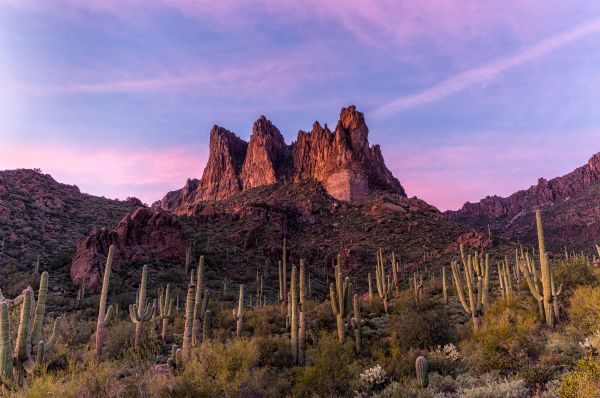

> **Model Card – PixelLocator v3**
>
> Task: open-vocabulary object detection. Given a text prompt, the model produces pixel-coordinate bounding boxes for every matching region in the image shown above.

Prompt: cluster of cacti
[415,356,429,388]
[497,257,514,303]
[234,284,244,338]
[410,272,424,303]
[375,249,393,312]
[289,263,307,364]
[0,271,61,389]
[518,210,562,328]
[156,284,174,341]
[330,255,352,343]
[129,265,155,350]
[192,258,210,347]
[450,245,489,332]
[95,245,114,357]
[167,344,183,375]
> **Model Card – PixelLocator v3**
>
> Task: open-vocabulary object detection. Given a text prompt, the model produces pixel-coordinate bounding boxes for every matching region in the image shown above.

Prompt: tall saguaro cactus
[129,265,154,350]
[375,249,393,312]
[350,294,364,353]
[520,210,562,328]
[192,257,209,347]
[450,247,490,332]
[234,284,244,338]
[290,265,299,363]
[157,284,174,341]
[330,256,351,343]
[96,246,114,357]
[182,282,195,359]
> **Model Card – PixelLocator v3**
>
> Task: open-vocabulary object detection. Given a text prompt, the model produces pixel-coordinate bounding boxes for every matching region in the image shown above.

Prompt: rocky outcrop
[70,207,187,290]
[155,106,405,211]
[447,152,600,250]
[240,116,288,190]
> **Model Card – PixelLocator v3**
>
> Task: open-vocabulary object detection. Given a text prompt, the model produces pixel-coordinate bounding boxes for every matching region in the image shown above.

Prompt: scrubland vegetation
[2,210,600,397]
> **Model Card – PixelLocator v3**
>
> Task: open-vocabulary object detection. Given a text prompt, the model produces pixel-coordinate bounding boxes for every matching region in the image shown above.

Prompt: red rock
[156,105,405,212]
[70,207,186,290]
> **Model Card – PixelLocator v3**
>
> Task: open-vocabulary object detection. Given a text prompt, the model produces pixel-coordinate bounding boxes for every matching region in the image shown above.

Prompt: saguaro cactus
[192,257,209,347]
[129,265,154,350]
[330,256,351,343]
[442,266,448,304]
[450,248,490,332]
[96,245,114,357]
[375,249,393,312]
[350,294,364,353]
[498,258,513,303]
[520,210,562,328]
[157,284,174,341]
[415,356,429,388]
[182,282,194,359]
[202,310,211,343]
[290,265,299,363]
[367,272,374,311]
[0,274,60,389]
[167,344,183,375]
[234,284,244,338]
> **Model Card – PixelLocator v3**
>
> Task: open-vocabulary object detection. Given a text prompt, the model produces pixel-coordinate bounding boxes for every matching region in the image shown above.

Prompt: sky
[1,1,600,210]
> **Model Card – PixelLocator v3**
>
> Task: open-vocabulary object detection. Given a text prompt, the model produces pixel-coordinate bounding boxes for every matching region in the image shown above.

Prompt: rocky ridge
[153,106,405,212]
[447,152,600,250]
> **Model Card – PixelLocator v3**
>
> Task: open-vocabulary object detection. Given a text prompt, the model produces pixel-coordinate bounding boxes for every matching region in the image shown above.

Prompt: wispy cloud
[373,18,600,116]
[0,142,207,205]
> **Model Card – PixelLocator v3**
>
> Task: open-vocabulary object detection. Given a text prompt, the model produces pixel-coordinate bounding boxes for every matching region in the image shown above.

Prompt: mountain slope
[446,152,600,251]
[0,169,140,295]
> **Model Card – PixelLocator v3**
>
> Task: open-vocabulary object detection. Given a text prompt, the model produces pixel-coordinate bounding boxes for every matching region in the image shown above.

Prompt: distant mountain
[0,169,140,294]
[446,152,600,251]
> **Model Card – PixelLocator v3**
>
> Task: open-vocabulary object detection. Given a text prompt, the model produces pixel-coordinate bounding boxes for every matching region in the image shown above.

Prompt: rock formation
[447,151,600,250]
[70,207,186,289]
[154,106,405,212]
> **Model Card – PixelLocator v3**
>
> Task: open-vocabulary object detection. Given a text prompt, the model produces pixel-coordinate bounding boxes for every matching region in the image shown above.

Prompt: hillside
[446,152,600,251]
[0,169,141,296]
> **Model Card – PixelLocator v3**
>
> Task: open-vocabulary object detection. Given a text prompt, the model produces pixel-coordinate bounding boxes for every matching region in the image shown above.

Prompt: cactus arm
[520,257,543,302]
[329,283,339,315]
[451,262,470,314]
[129,304,139,323]
[43,318,60,353]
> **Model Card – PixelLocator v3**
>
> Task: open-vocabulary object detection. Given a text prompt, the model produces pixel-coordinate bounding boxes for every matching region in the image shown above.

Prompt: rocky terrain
[153,105,404,211]
[447,152,600,251]
[67,106,490,295]
[0,169,141,295]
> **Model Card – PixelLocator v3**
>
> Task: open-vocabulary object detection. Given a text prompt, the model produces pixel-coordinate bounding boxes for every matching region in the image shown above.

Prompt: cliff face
[70,207,186,289]
[446,152,600,250]
[154,105,405,211]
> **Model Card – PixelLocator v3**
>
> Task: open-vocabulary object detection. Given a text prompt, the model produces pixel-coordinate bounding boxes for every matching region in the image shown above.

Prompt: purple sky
[2,1,600,210]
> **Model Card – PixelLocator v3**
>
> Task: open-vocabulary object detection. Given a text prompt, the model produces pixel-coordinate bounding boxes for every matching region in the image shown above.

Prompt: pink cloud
[382,129,600,211]
[0,142,207,205]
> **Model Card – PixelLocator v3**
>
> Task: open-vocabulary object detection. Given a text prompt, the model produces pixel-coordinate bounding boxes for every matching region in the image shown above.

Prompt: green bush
[567,286,600,337]
[391,294,456,351]
[559,356,600,398]
[294,332,359,397]
[462,299,542,373]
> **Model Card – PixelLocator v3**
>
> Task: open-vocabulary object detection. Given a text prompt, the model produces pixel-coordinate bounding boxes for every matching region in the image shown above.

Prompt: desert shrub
[244,305,286,335]
[391,294,456,350]
[371,380,435,398]
[567,286,600,337]
[427,344,466,377]
[102,320,135,360]
[559,356,600,398]
[255,335,293,368]
[153,338,274,397]
[294,332,360,397]
[554,258,598,295]
[462,299,542,373]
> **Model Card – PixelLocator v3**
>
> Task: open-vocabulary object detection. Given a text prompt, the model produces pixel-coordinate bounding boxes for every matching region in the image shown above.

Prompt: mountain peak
[155,106,405,212]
